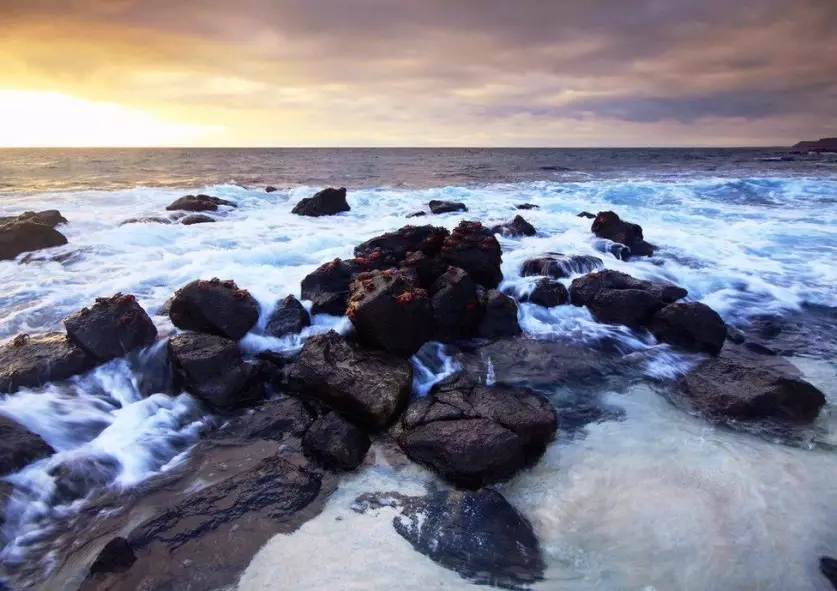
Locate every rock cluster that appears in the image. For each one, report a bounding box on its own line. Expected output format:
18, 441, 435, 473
0, 209, 69, 260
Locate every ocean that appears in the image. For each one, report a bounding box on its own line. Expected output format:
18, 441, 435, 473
1, 148, 837, 590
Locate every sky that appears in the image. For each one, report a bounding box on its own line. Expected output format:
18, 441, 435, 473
1, 0, 836, 147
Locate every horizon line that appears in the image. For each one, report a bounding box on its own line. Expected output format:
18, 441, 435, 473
0, 145, 791, 150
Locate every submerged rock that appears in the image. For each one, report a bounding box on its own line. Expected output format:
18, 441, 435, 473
516, 203, 540, 210
0, 414, 54, 477
394, 373, 557, 487
591, 211, 655, 257
265, 186, 278, 193
491, 215, 536, 237
49, 455, 120, 504
0, 210, 67, 228
291, 187, 350, 217
440, 221, 503, 288
477, 289, 521, 339
0, 332, 97, 394
406, 211, 427, 218
430, 266, 483, 341
353, 225, 449, 262
169, 278, 259, 340
165, 194, 237, 212
265, 295, 310, 338
428, 200, 467, 214
650, 302, 727, 355
180, 213, 215, 225
0, 220, 68, 261
521, 252, 603, 279
120, 217, 171, 226
302, 412, 370, 471
521, 278, 569, 307
577, 211, 597, 219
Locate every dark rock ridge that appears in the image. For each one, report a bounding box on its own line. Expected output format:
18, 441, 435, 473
649, 301, 726, 355
165, 194, 237, 212
430, 266, 483, 341
0, 220, 68, 261
440, 221, 503, 288
0, 210, 67, 228
292, 187, 350, 217
64, 293, 157, 362
120, 217, 171, 226
169, 278, 259, 340
516, 203, 540, 210
302, 412, 370, 471
168, 333, 263, 409
591, 211, 655, 257
265, 186, 278, 193
521, 253, 603, 279
293, 331, 412, 428
265, 295, 310, 338
491, 215, 536, 237
790, 138, 837, 153
0, 332, 96, 394
300, 250, 396, 316
354, 225, 449, 261
521, 278, 569, 307
577, 211, 597, 219
477, 289, 522, 339
180, 214, 215, 225
0, 414, 55, 477
429, 200, 467, 214
393, 372, 557, 487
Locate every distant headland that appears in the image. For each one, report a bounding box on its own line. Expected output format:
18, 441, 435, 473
790, 137, 837, 153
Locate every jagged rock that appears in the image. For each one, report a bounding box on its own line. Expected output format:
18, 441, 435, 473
0, 220, 68, 260
300, 251, 397, 316
429, 200, 467, 214
398, 251, 447, 289
491, 215, 536, 237
591, 211, 655, 257
168, 333, 263, 409
165, 195, 237, 212
0, 414, 54, 477
353, 225, 449, 262
88, 537, 136, 577
393, 373, 557, 487
650, 302, 727, 355
521, 278, 568, 307
265, 295, 310, 338
169, 278, 259, 340
520, 253, 603, 279
577, 211, 597, 219
477, 290, 521, 339
347, 270, 435, 357
516, 203, 540, 210
0, 332, 97, 394
180, 214, 215, 225
440, 221, 503, 288
302, 412, 370, 471
430, 267, 483, 341
291, 187, 350, 217
0, 210, 67, 228
294, 331, 412, 428
64, 293, 157, 362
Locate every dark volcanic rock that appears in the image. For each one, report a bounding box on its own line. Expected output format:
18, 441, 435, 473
399, 251, 447, 289
265, 295, 310, 338
570, 270, 687, 306
0, 332, 97, 394
650, 302, 727, 355
591, 211, 655, 257
180, 213, 215, 225
0, 220, 68, 261
300, 251, 397, 316
477, 290, 521, 339
64, 293, 158, 362
347, 269, 435, 357
491, 215, 536, 237
168, 333, 263, 409
291, 187, 350, 217
302, 412, 370, 471
440, 221, 503, 288
577, 211, 597, 219
354, 225, 449, 262
430, 267, 483, 341
680, 346, 825, 423
265, 186, 278, 193
222, 395, 314, 441
429, 200, 467, 214
0, 414, 54, 477
165, 194, 237, 212
88, 537, 136, 577
394, 373, 557, 487
520, 253, 603, 279
516, 203, 540, 210
169, 278, 259, 340
521, 278, 569, 307
294, 331, 412, 428
0, 210, 67, 228
406, 211, 427, 218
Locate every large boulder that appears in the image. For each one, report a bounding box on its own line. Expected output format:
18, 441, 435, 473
680, 346, 825, 423
430, 267, 483, 341
294, 331, 412, 428
302, 412, 370, 471
0, 220, 68, 260
265, 295, 310, 338
291, 187, 350, 217
394, 373, 557, 487
347, 270, 435, 357
0, 414, 54, 477
477, 290, 521, 339
353, 225, 449, 262
398, 251, 447, 289
591, 211, 655, 257
520, 253, 603, 279
440, 221, 503, 288
521, 278, 568, 307
491, 215, 536, 237
429, 200, 467, 214
0, 332, 97, 394
300, 251, 397, 316
571, 270, 687, 305
168, 333, 263, 409
169, 278, 259, 340
650, 302, 727, 355
221, 395, 314, 442
0, 210, 67, 228
165, 194, 236, 212
64, 294, 158, 362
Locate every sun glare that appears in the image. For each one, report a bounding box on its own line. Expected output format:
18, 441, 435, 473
0, 90, 222, 147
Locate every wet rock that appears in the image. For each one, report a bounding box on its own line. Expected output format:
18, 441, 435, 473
302, 412, 370, 471
295, 331, 412, 428
168, 333, 263, 410
571, 270, 687, 306
0, 220, 68, 260
165, 194, 237, 212
0, 414, 54, 477
516, 203, 540, 210
353, 225, 449, 262
221, 395, 314, 441
430, 267, 483, 341
392, 488, 545, 590
521, 278, 568, 307
577, 211, 597, 219
300, 251, 397, 316
478, 290, 521, 339
821, 557, 837, 590
520, 252, 603, 279
180, 213, 215, 225
592, 238, 632, 261
265, 295, 310, 338
440, 221, 503, 288
88, 537, 136, 577
120, 217, 171, 226
0, 332, 97, 394
169, 278, 259, 340
591, 211, 656, 257
680, 345, 825, 423
398, 251, 447, 289
394, 373, 557, 487
49, 455, 120, 503
291, 187, 350, 217
265, 186, 278, 193
406, 211, 427, 218
64, 293, 158, 362
429, 200, 467, 214
0, 210, 67, 228
650, 302, 727, 355
491, 215, 536, 237
347, 269, 435, 357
